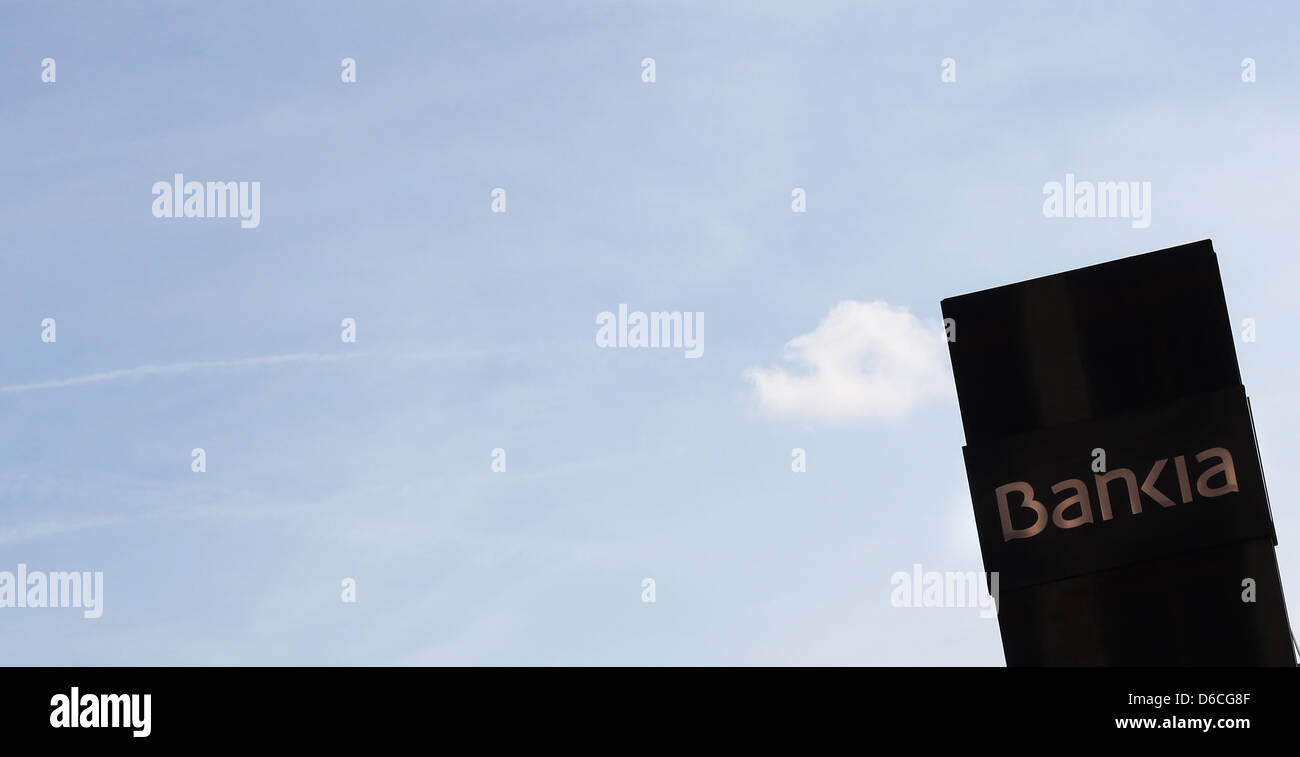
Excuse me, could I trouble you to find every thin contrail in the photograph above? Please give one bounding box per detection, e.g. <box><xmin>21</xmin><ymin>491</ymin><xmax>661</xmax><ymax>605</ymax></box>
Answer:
<box><xmin>0</xmin><ymin>516</ymin><xmax>124</xmax><ymax>544</ymax></box>
<box><xmin>0</xmin><ymin>351</ymin><xmax>368</xmax><ymax>394</ymax></box>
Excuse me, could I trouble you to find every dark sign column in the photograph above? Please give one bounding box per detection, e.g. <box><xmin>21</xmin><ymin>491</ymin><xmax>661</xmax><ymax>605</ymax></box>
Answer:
<box><xmin>942</xmin><ymin>239</ymin><xmax>1295</xmax><ymax>665</ymax></box>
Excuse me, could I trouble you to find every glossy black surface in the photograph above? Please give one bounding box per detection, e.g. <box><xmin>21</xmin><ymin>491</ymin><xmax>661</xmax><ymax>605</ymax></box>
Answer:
<box><xmin>944</xmin><ymin>240</ymin><xmax>1295</xmax><ymax>666</ymax></box>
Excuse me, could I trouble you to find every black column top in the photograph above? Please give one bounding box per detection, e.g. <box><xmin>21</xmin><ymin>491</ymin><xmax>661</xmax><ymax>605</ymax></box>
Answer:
<box><xmin>941</xmin><ymin>239</ymin><xmax>1242</xmax><ymax>445</ymax></box>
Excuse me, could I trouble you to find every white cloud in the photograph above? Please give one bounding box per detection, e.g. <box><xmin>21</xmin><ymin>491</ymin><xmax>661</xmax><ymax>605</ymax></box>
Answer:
<box><xmin>745</xmin><ymin>300</ymin><xmax>951</xmax><ymax>422</ymax></box>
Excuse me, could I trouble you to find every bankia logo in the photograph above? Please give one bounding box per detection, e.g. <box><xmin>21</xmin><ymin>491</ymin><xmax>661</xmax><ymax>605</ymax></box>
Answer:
<box><xmin>994</xmin><ymin>446</ymin><xmax>1239</xmax><ymax>542</ymax></box>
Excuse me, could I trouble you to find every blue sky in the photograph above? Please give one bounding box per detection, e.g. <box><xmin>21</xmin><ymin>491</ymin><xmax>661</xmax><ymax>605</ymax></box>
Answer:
<box><xmin>3</xmin><ymin>1</ymin><xmax>1299</xmax><ymax>664</ymax></box>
